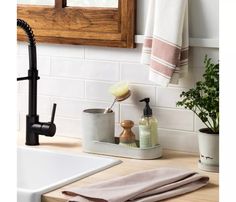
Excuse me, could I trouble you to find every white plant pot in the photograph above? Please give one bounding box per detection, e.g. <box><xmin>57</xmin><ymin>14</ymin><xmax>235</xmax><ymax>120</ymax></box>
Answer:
<box><xmin>198</xmin><ymin>128</ymin><xmax>219</xmax><ymax>172</ymax></box>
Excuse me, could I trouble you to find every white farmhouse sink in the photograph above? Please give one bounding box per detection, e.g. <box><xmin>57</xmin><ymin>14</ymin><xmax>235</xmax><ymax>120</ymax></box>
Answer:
<box><xmin>17</xmin><ymin>146</ymin><xmax>121</xmax><ymax>202</ymax></box>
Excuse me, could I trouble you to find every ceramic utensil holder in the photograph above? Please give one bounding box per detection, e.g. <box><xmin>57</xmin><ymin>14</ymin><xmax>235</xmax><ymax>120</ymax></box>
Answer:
<box><xmin>82</xmin><ymin>109</ymin><xmax>115</xmax><ymax>149</ymax></box>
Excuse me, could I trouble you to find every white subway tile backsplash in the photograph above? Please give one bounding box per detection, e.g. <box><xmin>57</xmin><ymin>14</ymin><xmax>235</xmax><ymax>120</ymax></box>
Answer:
<box><xmin>158</xmin><ymin>129</ymin><xmax>199</xmax><ymax>153</ymax></box>
<box><xmin>17</xmin><ymin>54</ymin><xmax>51</xmax><ymax>76</ymax></box>
<box><xmin>189</xmin><ymin>47</ymin><xmax>219</xmax><ymax>67</ymax></box>
<box><xmin>17</xmin><ymin>93</ymin><xmax>51</xmax><ymax>115</ymax></box>
<box><xmin>17</xmin><ymin>55</ymin><xmax>29</xmax><ymax>76</ymax></box>
<box><xmin>124</xmin><ymin>84</ymin><xmax>156</xmax><ymax>105</ymax></box>
<box><xmin>156</xmin><ymin>108</ymin><xmax>194</xmax><ymax>131</ymax></box>
<box><xmin>51</xmin><ymin>57</ymin><xmax>119</xmax><ymax>81</ymax></box>
<box><xmin>115</xmin><ymin>124</ymin><xmax>121</xmax><ymax>137</ymax></box>
<box><xmin>85</xmin><ymin>45</ymin><xmax>142</xmax><ymax>62</ymax></box>
<box><xmin>38</xmin><ymin>77</ymin><xmax>85</xmax><ymax>98</ymax></box>
<box><xmin>38</xmin><ymin>56</ymin><xmax>51</xmax><ymax>76</ymax></box>
<box><xmin>55</xmin><ymin>117</ymin><xmax>82</xmax><ymax>138</ymax></box>
<box><xmin>183</xmin><ymin>47</ymin><xmax>220</xmax><ymax>85</ymax></box>
<box><xmin>86</xmin><ymin>81</ymin><xmax>156</xmax><ymax>105</ymax></box>
<box><xmin>51</xmin><ymin>98</ymin><xmax>85</xmax><ymax>119</ymax></box>
<box><xmin>120</xmin><ymin>104</ymin><xmax>143</xmax><ymax>124</ymax></box>
<box><xmin>17</xmin><ymin>42</ymin><xmax>28</xmax><ymax>55</ymax></box>
<box><xmin>156</xmin><ymin>87</ymin><xmax>186</xmax><ymax>108</ymax></box>
<box><xmin>17</xmin><ymin>93</ymin><xmax>28</xmax><ymax>113</ymax></box>
<box><xmin>120</xmin><ymin>63</ymin><xmax>154</xmax><ymax>84</ymax></box>
<box><xmin>85</xmin><ymin>81</ymin><xmax>114</xmax><ymax>102</ymax></box>
<box><xmin>50</xmin><ymin>98</ymin><xmax>120</xmax><ymax>122</ymax></box>
<box><xmin>17</xmin><ymin>42</ymin><xmax>218</xmax><ymax>152</ymax></box>
<box><xmin>37</xmin><ymin>43</ymin><xmax>84</xmax><ymax>58</ymax></box>
<box><xmin>18</xmin><ymin>79</ymin><xmax>28</xmax><ymax>94</ymax></box>
<box><xmin>17</xmin><ymin>42</ymin><xmax>84</xmax><ymax>58</ymax></box>
<box><xmin>120</xmin><ymin>104</ymin><xmax>194</xmax><ymax>131</ymax></box>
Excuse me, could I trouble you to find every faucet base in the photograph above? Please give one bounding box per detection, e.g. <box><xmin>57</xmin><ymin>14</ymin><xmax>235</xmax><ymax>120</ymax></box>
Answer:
<box><xmin>26</xmin><ymin>115</ymin><xmax>39</xmax><ymax>146</ymax></box>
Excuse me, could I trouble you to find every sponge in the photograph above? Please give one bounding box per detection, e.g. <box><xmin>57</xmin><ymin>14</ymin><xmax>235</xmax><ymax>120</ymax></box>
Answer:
<box><xmin>109</xmin><ymin>81</ymin><xmax>129</xmax><ymax>98</ymax></box>
<box><xmin>104</xmin><ymin>81</ymin><xmax>131</xmax><ymax>113</ymax></box>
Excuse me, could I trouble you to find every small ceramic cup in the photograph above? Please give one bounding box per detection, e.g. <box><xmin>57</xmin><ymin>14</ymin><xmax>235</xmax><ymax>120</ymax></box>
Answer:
<box><xmin>82</xmin><ymin>109</ymin><xmax>115</xmax><ymax>146</ymax></box>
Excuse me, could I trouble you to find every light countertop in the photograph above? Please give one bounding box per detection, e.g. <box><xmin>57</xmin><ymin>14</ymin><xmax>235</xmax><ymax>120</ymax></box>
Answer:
<box><xmin>17</xmin><ymin>135</ymin><xmax>219</xmax><ymax>202</ymax></box>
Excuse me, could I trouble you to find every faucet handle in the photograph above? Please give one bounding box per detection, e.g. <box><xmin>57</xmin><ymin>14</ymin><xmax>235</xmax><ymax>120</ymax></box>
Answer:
<box><xmin>51</xmin><ymin>103</ymin><xmax>57</xmax><ymax>123</ymax></box>
<box><xmin>31</xmin><ymin>103</ymin><xmax>57</xmax><ymax>137</ymax></box>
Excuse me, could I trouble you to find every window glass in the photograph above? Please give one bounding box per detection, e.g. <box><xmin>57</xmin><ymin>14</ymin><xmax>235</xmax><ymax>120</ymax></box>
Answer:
<box><xmin>67</xmin><ymin>0</ymin><xmax>118</xmax><ymax>8</ymax></box>
<box><xmin>17</xmin><ymin>0</ymin><xmax>54</xmax><ymax>6</ymax></box>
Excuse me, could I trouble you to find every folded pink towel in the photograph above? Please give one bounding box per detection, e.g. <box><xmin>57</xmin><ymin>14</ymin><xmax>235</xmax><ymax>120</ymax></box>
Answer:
<box><xmin>62</xmin><ymin>167</ymin><xmax>209</xmax><ymax>202</ymax></box>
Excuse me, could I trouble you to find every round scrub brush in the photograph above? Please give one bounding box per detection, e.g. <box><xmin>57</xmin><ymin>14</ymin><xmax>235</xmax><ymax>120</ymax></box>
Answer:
<box><xmin>119</xmin><ymin>120</ymin><xmax>137</xmax><ymax>148</ymax></box>
<box><xmin>104</xmin><ymin>81</ymin><xmax>131</xmax><ymax>113</ymax></box>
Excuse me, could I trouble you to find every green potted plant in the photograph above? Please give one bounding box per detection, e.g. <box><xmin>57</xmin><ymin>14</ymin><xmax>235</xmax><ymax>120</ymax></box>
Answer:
<box><xmin>177</xmin><ymin>55</ymin><xmax>219</xmax><ymax>172</ymax></box>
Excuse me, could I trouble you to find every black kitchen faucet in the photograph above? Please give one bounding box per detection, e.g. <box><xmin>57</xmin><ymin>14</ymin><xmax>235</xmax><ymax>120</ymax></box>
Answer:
<box><xmin>17</xmin><ymin>19</ymin><xmax>57</xmax><ymax>145</ymax></box>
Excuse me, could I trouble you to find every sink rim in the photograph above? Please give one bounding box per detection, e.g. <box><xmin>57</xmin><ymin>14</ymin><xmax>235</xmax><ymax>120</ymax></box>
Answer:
<box><xmin>17</xmin><ymin>146</ymin><xmax>122</xmax><ymax>194</ymax></box>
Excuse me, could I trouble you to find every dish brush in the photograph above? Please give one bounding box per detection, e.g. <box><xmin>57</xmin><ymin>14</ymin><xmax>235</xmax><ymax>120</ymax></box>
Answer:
<box><xmin>104</xmin><ymin>81</ymin><xmax>131</xmax><ymax>113</ymax></box>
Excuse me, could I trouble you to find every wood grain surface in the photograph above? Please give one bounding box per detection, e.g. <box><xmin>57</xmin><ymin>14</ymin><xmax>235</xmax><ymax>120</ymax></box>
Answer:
<box><xmin>17</xmin><ymin>0</ymin><xmax>136</xmax><ymax>48</ymax></box>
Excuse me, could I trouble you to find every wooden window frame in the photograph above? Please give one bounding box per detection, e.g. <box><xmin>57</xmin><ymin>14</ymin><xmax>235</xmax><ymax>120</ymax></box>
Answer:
<box><xmin>17</xmin><ymin>0</ymin><xmax>136</xmax><ymax>48</ymax></box>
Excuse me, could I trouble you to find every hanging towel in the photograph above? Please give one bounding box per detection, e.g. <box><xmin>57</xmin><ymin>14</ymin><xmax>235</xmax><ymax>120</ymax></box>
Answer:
<box><xmin>62</xmin><ymin>167</ymin><xmax>209</xmax><ymax>202</ymax></box>
<box><xmin>141</xmin><ymin>0</ymin><xmax>189</xmax><ymax>86</ymax></box>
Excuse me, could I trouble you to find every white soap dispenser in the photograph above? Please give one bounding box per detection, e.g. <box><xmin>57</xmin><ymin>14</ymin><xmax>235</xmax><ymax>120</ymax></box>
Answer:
<box><xmin>139</xmin><ymin>98</ymin><xmax>158</xmax><ymax>148</ymax></box>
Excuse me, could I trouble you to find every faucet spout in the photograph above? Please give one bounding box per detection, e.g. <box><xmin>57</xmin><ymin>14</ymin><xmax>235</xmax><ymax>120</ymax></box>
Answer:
<box><xmin>17</xmin><ymin>19</ymin><xmax>57</xmax><ymax>145</ymax></box>
<box><xmin>17</xmin><ymin>19</ymin><xmax>38</xmax><ymax>117</ymax></box>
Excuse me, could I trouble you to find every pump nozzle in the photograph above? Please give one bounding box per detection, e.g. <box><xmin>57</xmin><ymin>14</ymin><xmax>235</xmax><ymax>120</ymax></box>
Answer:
<box><xmin>140</xmin><ymin>98</ymin><xmax>152</xmax><ymax>117</ymax></box>
<box><xmin>140</xmin><ymin>98</ymin><xmax>150</xmax><ymax>103</ymax></box>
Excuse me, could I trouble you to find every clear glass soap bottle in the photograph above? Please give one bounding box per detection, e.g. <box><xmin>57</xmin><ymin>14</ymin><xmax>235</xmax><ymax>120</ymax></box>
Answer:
<box><xmin>139</xmin><ymin>98</ymin><xmax>158</xmax><ymax>149</ymax></box>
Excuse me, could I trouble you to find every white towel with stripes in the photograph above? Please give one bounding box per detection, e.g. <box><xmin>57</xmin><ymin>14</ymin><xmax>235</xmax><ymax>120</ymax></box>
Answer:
<box><xmin>141</xmin><ymin>0</ymin><xmax>189</xmax><ymax>87</ymax></box>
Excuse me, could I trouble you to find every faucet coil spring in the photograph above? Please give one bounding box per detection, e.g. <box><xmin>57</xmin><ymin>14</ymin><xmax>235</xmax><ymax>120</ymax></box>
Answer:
<box><xmin>17</xmin><ymin>19</ymin><xmax>36</xmax><ymax>46</ymax></box>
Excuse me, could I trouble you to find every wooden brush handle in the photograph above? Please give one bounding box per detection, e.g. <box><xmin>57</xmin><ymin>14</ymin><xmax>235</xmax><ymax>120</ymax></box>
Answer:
<box><xmin>119</xmin><ymin>120</ymin><xmax>136</xmax><ymax>144</ymax></box>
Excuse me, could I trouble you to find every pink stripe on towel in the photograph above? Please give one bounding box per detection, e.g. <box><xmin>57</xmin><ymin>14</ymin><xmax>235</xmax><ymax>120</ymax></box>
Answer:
<box><xmin>152</xmin><ymin>37</ymin><xmax>181</xmax><ymax>66</ymax></box>
<box><xmin>143</xmin><ymin>38</ymin><xmax>153</xmax><ymax>49</ymax></box>
<box><xmin>143</xmin><ymin>37</ymin><xmax>188</xmax><ymax>70</ymax></box>
<box><xmin>150</xmin><ymin>59</ymin><xmax>173</xmax><ymax>78</ymax></box>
